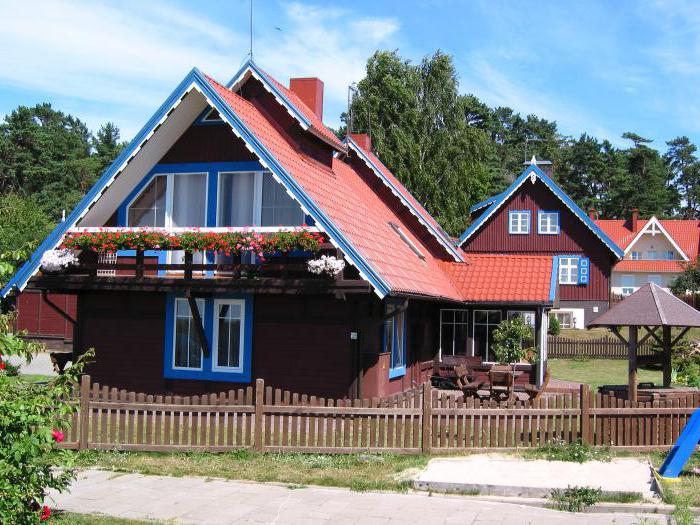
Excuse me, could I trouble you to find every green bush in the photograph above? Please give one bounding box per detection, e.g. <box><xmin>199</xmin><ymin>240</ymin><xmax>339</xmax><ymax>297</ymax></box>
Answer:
<box><xmin>550</xmin><ymin>486</ymin><xmax>601</xmax><ymax>512</ymax></box>
<box><xmin>529</xmin><ymin>439</ymin><xmax>612</xmax><ymax>463</ymax></box>
<box><xmin>0</xmin><ymin>310</ymin><xmax>93</xmax><ymax>523</ymax></box>
<box><xmin>669</xmin><ymin>339</ymin><xmax>700</xmax><ymax>387</ymax></box>
<box><xmin>548</xmin><ymin>314</ymin><xmax>561</xmax><ymax>336</ymax></box>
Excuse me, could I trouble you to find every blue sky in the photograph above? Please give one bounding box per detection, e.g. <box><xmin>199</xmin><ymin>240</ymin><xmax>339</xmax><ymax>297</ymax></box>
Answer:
<box><xmin>1</xmin><ymin>0</ymin><xmax>699</xmax><ymax>151</ymax></box>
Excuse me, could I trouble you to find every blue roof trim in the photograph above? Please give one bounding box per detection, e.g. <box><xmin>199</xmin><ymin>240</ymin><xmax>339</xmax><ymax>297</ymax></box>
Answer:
<box><xmin>549</xmin><ymin>256</ymin><xmax>559</xmax><ymax>302</ymax></box>
<box><xmin>2</xmin><ymin>68</ymin><xmax>392</xmax><ymax>299</ymax></box>
<box><xmin>1</xmin><ymin>68</ymin><xmax>202</xmax><ymax>298</ymax></box>
<box><xmin>345</xmin><ymin>137</ymin><xmax>465</xmax><ymax>263</ymax></box>
<box><xmin>469</xmin><ymin>193</ymin><xmax>501</xmax><ymax>213</ymax></box>
<box><xmin>457</xmin><ymin>165</ymin><xmax>625</xmax><ymax>259</ymax></box>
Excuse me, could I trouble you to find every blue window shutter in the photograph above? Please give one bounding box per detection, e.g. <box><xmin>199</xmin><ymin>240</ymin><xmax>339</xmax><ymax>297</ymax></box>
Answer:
<box><xmin>578</xmin><ymin>257</ymin><xmax>590</xmax><ymax>285</ymax></box>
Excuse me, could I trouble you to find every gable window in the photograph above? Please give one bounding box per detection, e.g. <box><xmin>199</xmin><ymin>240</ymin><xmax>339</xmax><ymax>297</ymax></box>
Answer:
<box><xmin>666</xmin><ymin>251</ymin><xmax>675</xmax><ymax>260</ymax></box>
<box><xmin>647</xmin><ymin>250</ymin><xmax>657</xmax><ymax>260</ymax></box>
<box><xmin>538</xmin><ymin>211</ymin><xmax>560</xmax><ymax>234</ymax></box>
<box><xmin>217</xmin><ymin>171</ymin><xmax>304</xmax><ymax>227</ymax></box>
<box><xmin>473</xmin><ymin>310</ymin><xmax>501</xmax><ymax>362</ymax></box>
<box><xmin>440</xmin><ymin>309</ymin><xmax>469</xmax><ymax>357</ymax></box>
<box><xmin>173</xmin><ymin>298</ymin><xmax>205</xmax><ymax>370</ymax></box>
<box><xmin>559</xmin><ymin>257</ymin><xmax>579</xmax><ymax>285</ymax></box>
<box><xmin>385</xmin><ymin>303</ymin><xmax>406</xmax><ymax>378</ymax></box>
<box><xmin>508</xmin><ymin>211</ymin><xmax>530</xmax><ymax>234</ymax></box>
<box><xmin>127</xmin><ymin>173</ymin><xmax>207</xmax><ymax>228</ymax></box>
<box><xmin>213</xmin><ymin>299</ymin><xmax>245</xmax><ymax>371</ymax></box>
<box><xmin>631</xmin><ymin>251</ymin><xmax>641</xmax><ymax>260</ymax></box>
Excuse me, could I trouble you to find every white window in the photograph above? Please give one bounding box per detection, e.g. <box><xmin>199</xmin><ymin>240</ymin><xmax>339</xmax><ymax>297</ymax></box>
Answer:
<box><xmin>666</xmin><ymin>251</ymin><xmax>675</xmax><ymax>260</ymax></box>
<box><xmin>621</xmin><ymin>274</ymin><xmax>635</xmax><ymax>295</ymax></box>
<box><xmin>440</xmin><ymin>309</ymin><xmax>469</xmax><ymax>357</ymax></box>
<box><xmin>507</xmin><ymin>310</ymin><xmax>536</xmax><ymax>327</ymax></box>
<box><xmin>559</xmin><ymin>257</ymin><xmax>579</xmax><ymax>285</ymax></box>
<box><xmin>173</xmin><ymin>298</ymin><xmax>205</xmax><ymax>370</ymax></box>
<box><xmin>473</xmin><ymin>310</ymin><xmax>501</xmax><ymax>362</ymax></box>
<box><xmin>128</xmin><ymin>173</ymin><xmax>207</xmax><ymax>228</ymax></box>
<box><xmin>218</xmin><ymin>171</ymin><xmax>305</xmax><ymax>227</ymax></box>
<box><xmin>538</xmin><ymin>211</ymin><xmax>560</xmax><ymax>234</ymax></box>
<box><xmin>631</xmin><ymin>251</ymin><xmax>641</xmax><ymax>260</ymax></box>
<box><xmin>554</xmin><ymin>311</ymin><xmax>574</xmax><ymax>329</ymax></box>
<box><xmin>385</xmin><ymin>303</ymin><xmax>406</xmax><ymax>374</ymax></box>
<box><xmin>508</xmin><ymin>211</ymin><xmax>530</xmax><ymax>234</ymax></box>
<box><xmin>647</xmin><ymin>250</ymin><xmax>657</xmax><ymax>260</ymax></box>
<box><xmin>648</xmin><ymin>274</ymin><xmax>664</xmax><ymax>287</ymax></box>
<box><xmin>212</xmin><ymin>299</ymin><xmax>246</xmax><ymax>372</ymax></box>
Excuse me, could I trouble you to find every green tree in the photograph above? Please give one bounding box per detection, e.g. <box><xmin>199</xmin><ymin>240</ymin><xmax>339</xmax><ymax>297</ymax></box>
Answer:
<box><xmin>94</xmin><ymin>122</ymin><xmax>126</xmax><ymax>174</ymax></box>
<box><xmin>346</xmin><ymin>50</ymin><xmax>494</xmax><ymax>235</ymax></box>
<box><xmin>670</xmin><ymin>259</ymin><xmax>700</xmax><ymax>297</ymax></box>
<box><xmin>665</xmin><ymin>136</ymin><xmax>700</xmax><ymax>218</ymax></box>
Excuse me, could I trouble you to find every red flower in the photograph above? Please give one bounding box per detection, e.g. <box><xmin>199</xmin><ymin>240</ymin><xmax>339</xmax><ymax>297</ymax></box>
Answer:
<box><xmin>40</xmin><ymin>506</ymin><xmax>51</xmax><ymax>521</ymax></box>
<box><xmin>51</xmin><ymin>429</ymin><xmax>64</xmax><ymax>443</ymax></box>
<box><xmin>0</xmin><ymin>361</ymin><xmax>5</xmax><ymax>370</ymax></box>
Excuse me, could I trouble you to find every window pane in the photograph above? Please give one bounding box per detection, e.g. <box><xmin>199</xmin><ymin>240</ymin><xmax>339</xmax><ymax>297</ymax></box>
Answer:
<box><xmin>487</xmin><ymin>311</ymin><xmax>502</xmax><ymax>324</ymax></box>
<box><xmin>219</xmin><ymin>172</ymin><xmax>256</xmax><ymax>226</ymax></box>
<box><xmin>216</xmin><ymin>302</ymin><xmax>243</xmax><ymax>369</ymax></box>
<box><xmin>171</xmin><ymin>174</ymin><xmax>207</xmax><ymax>227</ymax></box>
<box><xmin>174</xmin><ymin>318</ymin><xmax>190</xmax><ymax>367</ymax></box>
<box><xmin>393</xmin><ymin>310</ymin><xmax>405</xmax><ymax>368</ymax></box>
<box><xmin>261</xmin><ymin>173</ymin><xmax>305</xmax><ymax>226</ymax></box>
<box><xmin>473</xmin><ymin>325</ymin><xmax>488</xmax><ymax>359</ymax></box>
<box><xmin>188</xmin><ymin>322</ymin><xmax>202</xmax><ymax>368</ymax></box>
<box><xmin>441</xmin><ymin>322</ymin><xmax>454</xmax><ymax>355</ymax></box>
<box><xmin>128</xmin><ymin>175</ymin><xmax>166</xmax><ymax>227</ymax></box>
<box><xmin>173</xmin><ymin>299</ymin><xmax>203</xmax><ymax>369</ymax></box>
<box><xmin>474</xmin><ymin>310</ymin><xmax>488</xmax><ymax>324</ymax></box>
<box><xmin>454</xmin><ymin>322</ymin><xmax>468</xmax><ymax>356</ymax></box>
<box><xmin>384</xmin><ymin>317</ymin><xmax>394</xmax><ymax>354</ymax></box>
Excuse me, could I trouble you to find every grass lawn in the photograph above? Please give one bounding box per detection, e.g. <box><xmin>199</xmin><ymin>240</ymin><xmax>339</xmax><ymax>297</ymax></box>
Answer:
<box><xmin>548</xmin><ymin>358</ymin><xmax>662</xmax><ymax>392</ymax></box>
<box><xmin>52</xmin><ymin>512</ymin><xmax>156</xmax><ymax>524</ymax></box>
<box><xmin>75</xmin><ymin>449</ymin><xmax>428</xmax><ymax>493</ymax></box>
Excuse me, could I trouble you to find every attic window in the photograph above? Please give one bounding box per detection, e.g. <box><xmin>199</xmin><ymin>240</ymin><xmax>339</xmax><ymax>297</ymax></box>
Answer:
<box><xmin>389</xmin><ymin>222</ymin><xmax>425</xmax><ymax>260</ymax></box>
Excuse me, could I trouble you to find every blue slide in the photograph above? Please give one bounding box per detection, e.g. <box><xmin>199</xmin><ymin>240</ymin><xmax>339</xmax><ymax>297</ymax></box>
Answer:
<box><xmin>658</xmin><ymin>407</ymin><xmax>700</xmax><ymax>479</ymax></box>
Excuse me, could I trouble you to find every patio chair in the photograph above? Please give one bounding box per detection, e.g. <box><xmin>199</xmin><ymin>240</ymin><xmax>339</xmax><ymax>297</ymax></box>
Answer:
<box><xmin>487</xmin><ymin>366</ymin><xmax>514</xmax><ymax>402</ymax></box>
<box><xmin>522</xmin><ymin>368</ymin><xmax>551</xmax><ymax>401</ymax></box>
<box><xmin>454</xmin><ymin>364</ymin><xmax>485</xmax><ymax>398</ymax></box>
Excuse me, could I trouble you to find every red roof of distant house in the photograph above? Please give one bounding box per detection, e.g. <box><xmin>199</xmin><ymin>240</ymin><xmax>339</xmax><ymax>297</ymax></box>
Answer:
<box><xmin>596</xmin><ymin>219</ymin><xmax>700</xmax><ymax>259</ymax></box>
<box><xmin>613</xmin><ymin>260</ymin><xmax>686</xmax><ymax>272</ymax></box>
<box><xmin>441</xmin><ymin>254</ymin><xmax>554</xmax><ymax>303</ymax></box>
<box><xmin>206</xmin><ymin>74</ymin><xmax>463</xmax><ymax>301</ymax></box>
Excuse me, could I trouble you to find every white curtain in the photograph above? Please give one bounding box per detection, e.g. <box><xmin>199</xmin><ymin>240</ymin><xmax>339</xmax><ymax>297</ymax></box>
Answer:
<box><xmin>218</xmin><ymin>172</ymin><xmax>255</xmax><ymax>226</ymax></box>
<box><xmin>171</xmin><ymin>174</ymin><xmax>207</xmax><ymax>265</ymax></box>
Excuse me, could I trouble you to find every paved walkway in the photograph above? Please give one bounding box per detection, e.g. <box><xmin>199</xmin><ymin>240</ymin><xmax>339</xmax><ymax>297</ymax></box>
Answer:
<box><xmin>49</xmin><ymin>469</ymin><xmax>665</xmax><ymax>524</ymax></box>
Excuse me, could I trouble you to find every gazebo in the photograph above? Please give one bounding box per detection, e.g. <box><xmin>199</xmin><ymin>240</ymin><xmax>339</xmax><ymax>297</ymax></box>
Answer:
<box><xmin>588</xmin><ymin>283</ymin><xmax>700</xmax><ymax>401</ymax></box>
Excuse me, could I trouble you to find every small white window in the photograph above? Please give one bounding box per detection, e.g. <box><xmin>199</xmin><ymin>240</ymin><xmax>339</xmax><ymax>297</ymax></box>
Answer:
<box><xmin>389</xmin><ymin>222</ymin><xmax>425</xmax><ymax>260</ymax></box>
<box><xmin>508</xmin><ymin>211</ymin><xmax>530</xmax><ymax>234</ymax></box>
<box><xmin>538</xmin><ymin>211</ymin><xmax>560</xmax><ymax>234</ymax></box>
<box><xmin>173</xmin><ymin>298</ymin><xmax>205</xmax><ymax>370</ymax></box>
<box><xmin>647</xmin><ymin>250</ymin><xmax>657</xmax><ymax>260</ymax></box>
<box><xmin>559</xmin><ymin>257</ymin><xmax>579</xmax><ymax>285</ymax></box>
<box><xmin>631</xmin><ymin>251</ymin><xmax>641</xmax><ymax>260</ymax></box>
<box><xmin>212</xmin><ymin>299</ymin><xmax>246</xmax><ymax>372</ymax></box>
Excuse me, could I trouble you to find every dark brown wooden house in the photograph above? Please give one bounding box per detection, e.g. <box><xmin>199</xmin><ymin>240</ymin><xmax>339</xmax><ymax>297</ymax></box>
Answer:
<box><xmin>4</xmin><ymin>61</ymin><xmax>560</xmax><ymax>398</ymax></box>
<box><xmin>458</xmin><ymin>160</ymin><xmax>624</xmax><ymax>329</ymax></box>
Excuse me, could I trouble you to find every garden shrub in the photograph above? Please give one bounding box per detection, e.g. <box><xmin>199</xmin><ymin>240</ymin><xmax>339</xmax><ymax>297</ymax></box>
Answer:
<box><xmin>550</xmin><ymin>486</ymin><xmax>601</xmax><ymax>512</ymax></box>
<box><xmin>0</xmin><ymin>311</ymin><xmax>93</xmax><ymax>523</ymax></box>
<box><xmin>669</xmin><ymin>339</ymin><xmax>700</xmax><ymax>387</ymax></box>
<box><xmin>548</xmin><ymin>314</ymin><xmax>561</xmax><ymax>336</ymax></box>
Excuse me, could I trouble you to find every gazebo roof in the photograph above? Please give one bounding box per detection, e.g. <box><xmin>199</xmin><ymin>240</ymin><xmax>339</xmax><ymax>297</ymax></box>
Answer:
<box><xmin>589</xmin><ymin>283</ymin><xmax>700</xmax><ymax>328</ymax></box>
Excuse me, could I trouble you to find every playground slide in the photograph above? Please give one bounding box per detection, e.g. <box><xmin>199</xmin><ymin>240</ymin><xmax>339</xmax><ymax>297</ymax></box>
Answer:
<box><xmin>657</xmin><ymin>407</ymin><xmax>700</xmax><ymax>479</ymax></box>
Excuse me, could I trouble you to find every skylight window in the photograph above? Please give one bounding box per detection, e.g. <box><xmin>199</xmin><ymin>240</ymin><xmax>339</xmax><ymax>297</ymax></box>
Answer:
<box><xmin>389</xmin><ymin>222</ymin><xmax>425</xmax><ymax>260</ymax></box>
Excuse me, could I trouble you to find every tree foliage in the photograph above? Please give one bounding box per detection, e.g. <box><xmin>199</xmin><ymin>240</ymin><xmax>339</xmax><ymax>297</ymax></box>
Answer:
<box><xmin>670</xmin><ymin>259</ymin><xmax>700</xmax><ymax>297</ymax></box>
<box><xmin>491</xmin><ymin>316</ymin><xmax>534</xmax><ymax>365</ymax></box>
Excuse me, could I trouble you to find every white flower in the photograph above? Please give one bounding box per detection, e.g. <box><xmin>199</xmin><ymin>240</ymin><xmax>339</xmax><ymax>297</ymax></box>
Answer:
<box><xmin>40</xmin><ymin>249</ymin><xmax>78</xmax><ymax>272</ymax></box>
<box><xmin>307</xmin><ymin>255</ymin><xmax>346</xmax><ymax>276</ymax></box>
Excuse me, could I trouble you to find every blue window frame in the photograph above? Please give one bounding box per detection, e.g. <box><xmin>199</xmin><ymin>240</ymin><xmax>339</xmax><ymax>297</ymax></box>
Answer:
<box><xmin>508</xmin><ymin>210</ymin><xmax>530</xmax><ymax>234</ymax></box>
<box><xmin>384</xmin><ymin>302</ymin><xmax>407</xmax><ymax>379</ymax></box>
<box><xmin>163</xmin><ymin>293</ymin><xmax>253</xmax><ymax>382</ymax></box>
<box><xmin>538</xmin><ymin>211</ymin><xmax>560</xmax><ymax>235</ymax></box>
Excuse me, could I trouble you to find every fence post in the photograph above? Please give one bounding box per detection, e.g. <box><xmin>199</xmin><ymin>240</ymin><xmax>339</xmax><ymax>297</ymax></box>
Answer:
<box><xmin>254</xmin><ymin>378</ymin><xmax>264</xmax><ymax>452</ymax></box>
<box><xmin>78</xmin><ymin>374</ymin><xmax>91</xmax><ymax>450</ymax></box>
<box><xmin>421</xmin><ymin>382</ymin><xmax>432</xmax><ymax>454</ymax></box>
<box><xmin>580</xmin><ymin>383</ymin><xmax>591</xmax><ymax>445</ymax></box>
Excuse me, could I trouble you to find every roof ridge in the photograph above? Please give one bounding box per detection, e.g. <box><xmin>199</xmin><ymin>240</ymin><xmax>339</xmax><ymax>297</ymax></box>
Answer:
<box><xmin>649</xmin><ymin>283</ymin><xmax>667</xmax><ymax>325</ymax></box>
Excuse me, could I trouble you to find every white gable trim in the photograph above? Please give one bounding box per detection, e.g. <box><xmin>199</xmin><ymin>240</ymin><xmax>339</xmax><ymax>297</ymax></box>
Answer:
<box><xmin>623</xmin><ymin>216</ymin><xmax>689</xmax><ymax>261</ymax></box>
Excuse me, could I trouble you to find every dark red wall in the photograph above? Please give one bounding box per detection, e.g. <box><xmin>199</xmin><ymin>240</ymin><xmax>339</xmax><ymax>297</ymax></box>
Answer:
<box><xmin>15</xmin><ymin>291</ymin><xmax>76</xmax><ymax>344</ymax></box>
<box><xmin>461</xmin><ymin>180</ymin><xmax>613</xmax><ymax>301</ymax></box>
<box><xmin>160</xmin><ymin>123</ymin><xmax>256</xmax><ymax>164</ymax></box>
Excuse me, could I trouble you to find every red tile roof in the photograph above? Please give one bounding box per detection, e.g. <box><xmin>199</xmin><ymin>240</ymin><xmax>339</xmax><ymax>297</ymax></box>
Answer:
<box><xmin>441</xmin><ymin>254</ymin><xmax>554</xmax><ymax>303</ymax></box>
<box><xmin>613</xmin><ymin>260</ymin><xmax>686</xmax><ymax>272</ymax></box>
<box><xmin>596</xmin><ymin>219</ymin><xmax>700</xmax><ymax>258</ymax></box>
<box><xmin>256</xmin><ymin>69</ymin><xmax>345</xmax><ymax>151</ymax></box>
<box><xmin>206</xmin><ymin>74</ymin><xmax>463</xmax><ymax>301</ymax></box>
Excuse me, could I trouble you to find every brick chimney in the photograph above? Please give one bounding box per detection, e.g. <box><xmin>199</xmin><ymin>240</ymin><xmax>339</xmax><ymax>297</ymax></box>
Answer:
<box><xmin>588</xmin><ymin>207</ymin><xmax>597</xmax><ymax>220</ymax></box>
<box><xmin>289</xmin><ymin>77</ymin><xmax>324</xmax><ymax>121</ymax></box>
<box><xmin>350</xmin><ymin>133</ymin><xmax>372</xmax><ymax>151</ymax></box>
<box><xmin>631</xmin><ymin>208</ymin><xmax>639</xmax><ymax>231</ymax></box>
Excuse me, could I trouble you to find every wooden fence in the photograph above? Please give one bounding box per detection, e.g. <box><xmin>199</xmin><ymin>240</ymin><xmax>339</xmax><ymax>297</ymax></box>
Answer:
<box><xmin>548</xmin><ymin>336</ymin><xmax>655</xmax><ymax>359</ymax></box>
<box><xmin>60</xmin><ymin>375</ymin><xmax>699</xmax><ymax>453</ymax></box>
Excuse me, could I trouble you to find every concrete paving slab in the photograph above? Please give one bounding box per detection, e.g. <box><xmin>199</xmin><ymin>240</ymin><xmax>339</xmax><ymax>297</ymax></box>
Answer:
<box><xmin>414</xmin><ymin>454</ymin><xmax>658</xmax><ymax>499</ymax></box>
<box><xmin>48</xmin><ymin>468</ymin><xmax>666</xmax><ymax>524</ymax></box>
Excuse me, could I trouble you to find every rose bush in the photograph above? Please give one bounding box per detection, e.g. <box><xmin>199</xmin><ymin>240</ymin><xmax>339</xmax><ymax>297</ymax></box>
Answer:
<box><xmin>0</xmin><ymin>311</ymin><xmax>93</xmax><ymax>523</ymax></box>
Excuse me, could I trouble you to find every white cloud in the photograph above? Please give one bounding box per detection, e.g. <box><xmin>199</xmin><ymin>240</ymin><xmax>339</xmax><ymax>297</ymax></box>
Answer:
<box><xmin>0</xmin><ymin>0</ymin><xmax>399</xmax><ymax>135</ymax></box>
